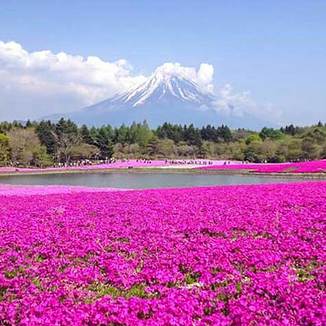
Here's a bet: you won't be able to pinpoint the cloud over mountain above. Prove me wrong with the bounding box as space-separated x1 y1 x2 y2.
0 40 277 125
0 41 146 120
214 84 281 123
152 62 214 93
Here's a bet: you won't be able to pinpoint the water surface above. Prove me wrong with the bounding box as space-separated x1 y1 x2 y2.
0 172 306 189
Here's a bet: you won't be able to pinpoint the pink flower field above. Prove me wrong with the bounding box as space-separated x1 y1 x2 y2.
198 160 326 174
0 182 325 325
0 185 128 196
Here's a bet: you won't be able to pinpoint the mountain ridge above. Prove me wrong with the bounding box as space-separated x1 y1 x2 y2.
46 68 270 129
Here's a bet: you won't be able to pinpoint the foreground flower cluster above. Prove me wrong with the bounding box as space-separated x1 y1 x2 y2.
0 183 325 325
199 160 326 174
0 185 128 196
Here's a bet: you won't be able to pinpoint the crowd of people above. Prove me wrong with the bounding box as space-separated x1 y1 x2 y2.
9 158 258 170
166 159 212 165
52 159 241 168
51 158 157 168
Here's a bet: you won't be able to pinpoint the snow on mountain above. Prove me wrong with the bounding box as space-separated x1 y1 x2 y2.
47 67 269 129
84 66 215 112
111 66 214 107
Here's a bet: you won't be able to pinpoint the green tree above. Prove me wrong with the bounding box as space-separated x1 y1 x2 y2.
54 118 80 163
147 137 159 157
94 128 114 159
301 138 320 160
245 133 262 145
157 139 176 158
8 128 46 166
0 133 10 164
286 138 302 161
244 140 269 162
80 124 94 144
36 120 56 156
129 121 153 148
33 146 53 167
70 143 100 160
259 127 283 140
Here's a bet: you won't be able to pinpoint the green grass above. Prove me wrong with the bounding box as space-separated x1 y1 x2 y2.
88 282 150 299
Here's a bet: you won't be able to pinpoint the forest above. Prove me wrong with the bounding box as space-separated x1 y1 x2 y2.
0 118 325 167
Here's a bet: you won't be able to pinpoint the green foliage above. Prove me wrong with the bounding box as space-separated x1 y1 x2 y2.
146 137 159 157
245 133 262 145
0 286 7 301
88 282 149 299
185 272 201 285
0 119 325 165
8 128 46 166
293 261 317 283
36 120 56 155
33 146 53 167
301 137 320 160
80 124 94 144
157 139 175 158
0 133 10 164
70 143 99 160
259 127 283 140
128 121 153 148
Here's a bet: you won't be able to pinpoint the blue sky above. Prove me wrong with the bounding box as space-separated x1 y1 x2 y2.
0 0 325 124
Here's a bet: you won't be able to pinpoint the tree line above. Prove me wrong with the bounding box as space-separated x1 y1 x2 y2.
0 118 325 167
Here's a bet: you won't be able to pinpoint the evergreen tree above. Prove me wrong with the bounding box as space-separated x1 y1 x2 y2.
36 121 56 156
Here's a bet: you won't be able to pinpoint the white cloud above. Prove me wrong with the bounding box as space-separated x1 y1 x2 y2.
0 40 277 123
214 84 253 116
0 41 217 120
0 41 146 120
214 83 282 123
197 63 214 92
153 62 214 93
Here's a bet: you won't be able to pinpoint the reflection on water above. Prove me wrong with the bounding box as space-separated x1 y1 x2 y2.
0 172 304 189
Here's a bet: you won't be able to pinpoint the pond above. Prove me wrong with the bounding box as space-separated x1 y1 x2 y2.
0 172 306 189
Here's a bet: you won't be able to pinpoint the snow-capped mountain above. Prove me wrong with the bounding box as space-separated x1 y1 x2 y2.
48 67 268 128
109 67 214 108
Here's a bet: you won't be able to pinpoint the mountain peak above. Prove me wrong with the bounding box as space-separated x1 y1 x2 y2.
47 62 269 129
111 64 214 108
152 63 187 81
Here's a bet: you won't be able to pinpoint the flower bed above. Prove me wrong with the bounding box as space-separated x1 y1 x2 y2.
0 183 325 324
198 160 326 174
0 185 127 196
